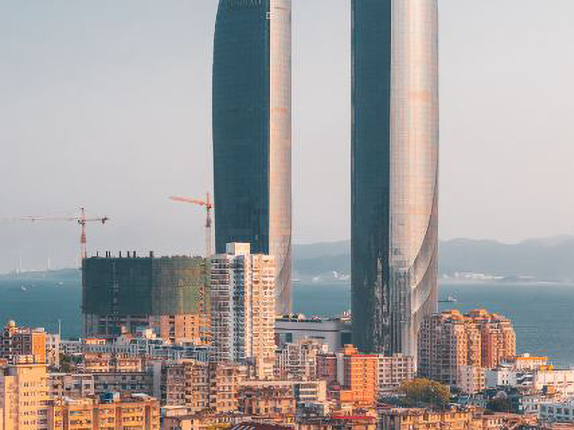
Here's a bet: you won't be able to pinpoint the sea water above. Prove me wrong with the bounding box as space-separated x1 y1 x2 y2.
1 277 573 366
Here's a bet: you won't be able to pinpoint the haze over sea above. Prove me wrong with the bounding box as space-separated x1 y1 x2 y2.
1 275 573 367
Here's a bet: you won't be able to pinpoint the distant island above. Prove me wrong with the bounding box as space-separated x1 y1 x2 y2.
292 235 574 284
2 235 573 284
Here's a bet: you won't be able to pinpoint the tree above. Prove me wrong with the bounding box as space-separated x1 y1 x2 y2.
399 379 451 408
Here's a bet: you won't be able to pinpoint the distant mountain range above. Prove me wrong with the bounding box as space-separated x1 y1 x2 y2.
2 236 573 283
294 235 574 282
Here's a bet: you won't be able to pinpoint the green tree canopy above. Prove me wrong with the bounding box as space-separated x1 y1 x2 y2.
400 379 451 408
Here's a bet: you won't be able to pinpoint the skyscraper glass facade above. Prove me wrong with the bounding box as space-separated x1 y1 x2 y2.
351 0 439 356
212 0 292 314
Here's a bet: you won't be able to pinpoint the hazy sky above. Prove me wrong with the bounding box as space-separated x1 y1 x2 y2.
1 1 573 272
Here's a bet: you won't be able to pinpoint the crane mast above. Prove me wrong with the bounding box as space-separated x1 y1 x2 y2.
170 193 214 258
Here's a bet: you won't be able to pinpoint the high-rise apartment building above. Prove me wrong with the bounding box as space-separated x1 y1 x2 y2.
212 0 292 314
418 309 516 385
339 345 378 408
210 243 276 378
351 0 439 356
0 363 50 430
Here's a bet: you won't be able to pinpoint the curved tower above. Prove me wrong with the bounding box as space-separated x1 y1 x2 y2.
351 0 439 356
212 0 292 314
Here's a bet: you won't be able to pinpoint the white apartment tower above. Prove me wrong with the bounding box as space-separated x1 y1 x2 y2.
210 243 276 378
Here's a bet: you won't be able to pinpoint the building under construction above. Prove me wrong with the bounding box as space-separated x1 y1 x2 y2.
82 253 210 344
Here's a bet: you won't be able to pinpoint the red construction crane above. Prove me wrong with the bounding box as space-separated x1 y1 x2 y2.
2 207 109 262
170 193 214 257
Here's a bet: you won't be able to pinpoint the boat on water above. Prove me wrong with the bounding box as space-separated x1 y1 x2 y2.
439 295 457 303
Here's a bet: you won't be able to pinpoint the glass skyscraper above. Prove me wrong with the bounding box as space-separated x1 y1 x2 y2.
212 0 292 314
351 0 439 356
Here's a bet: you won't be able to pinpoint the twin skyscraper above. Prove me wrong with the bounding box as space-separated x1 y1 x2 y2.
212 0 439 357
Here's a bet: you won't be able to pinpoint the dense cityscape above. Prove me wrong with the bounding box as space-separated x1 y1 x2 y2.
1 1 572 430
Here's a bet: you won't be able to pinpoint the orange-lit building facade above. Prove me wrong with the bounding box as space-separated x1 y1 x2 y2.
418 309 516 385
48 395 160 430
340 345 378 408
0 363 50 430
0 321 47 365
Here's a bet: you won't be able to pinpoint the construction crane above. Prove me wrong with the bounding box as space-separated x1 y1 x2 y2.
170 193 213 258
2 207 109 262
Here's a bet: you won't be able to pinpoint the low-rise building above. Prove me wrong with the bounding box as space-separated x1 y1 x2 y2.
0 321 47 364
60 339 82 356
48 394 160 430
83 353 143 373
378 407 525 430
486 367 574 396
93 371 153 396
163 412 251 430
539 398 574 424
48 373 95 398
298 415 377 430
45 333 61 367
237 381 297 420
504 354 549 371
275 315 351 353
275 338 328 381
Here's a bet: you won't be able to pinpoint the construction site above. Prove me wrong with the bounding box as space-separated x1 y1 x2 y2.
82 253 211 344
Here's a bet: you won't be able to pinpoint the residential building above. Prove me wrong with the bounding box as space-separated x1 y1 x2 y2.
82 254 210 343
48 373 95 398
275 338 328 381
539 398 574 424
0 363 49 430
418 309 516 385
316 353 338 385
47 394 160 430
351 0 439 357
83 353 142 373
0 321 47 364
298 415 377 430
457 365 486 395
163 412 251 430
275 315 352 352
212 0 292 314
377 354 415 393
485 366 574 396
81 335 211 362
92 372 152 396
208 362 249 413
237 381 296 420
60 339 82 356
152 360 209 412
210 243 276 378
294 380 327 404
504 354 549 371
339 345 378 408
378 407 525 430
45 334 60 368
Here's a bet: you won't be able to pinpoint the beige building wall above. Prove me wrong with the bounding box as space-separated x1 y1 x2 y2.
0 364 49 430
210 243 276 379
